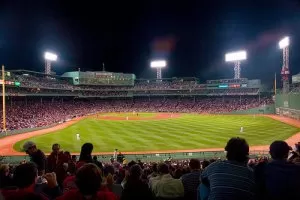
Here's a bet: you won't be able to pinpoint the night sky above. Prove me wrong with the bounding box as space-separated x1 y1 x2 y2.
1 0 300 85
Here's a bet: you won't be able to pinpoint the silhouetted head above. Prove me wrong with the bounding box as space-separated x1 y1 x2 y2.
225 137 249 162
79 143 93 161
76 163 102 196
270 141 290 160
189 159 201 170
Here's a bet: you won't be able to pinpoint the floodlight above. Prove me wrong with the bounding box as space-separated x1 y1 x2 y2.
44 52 57 61
225 51 247 62
279 37 289 49
150 60 167 68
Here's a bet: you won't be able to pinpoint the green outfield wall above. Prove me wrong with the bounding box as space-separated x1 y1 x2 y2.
229 104 275 114
275 93 300 119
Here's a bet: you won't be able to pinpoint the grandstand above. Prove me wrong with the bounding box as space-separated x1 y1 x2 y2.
0 69 300 200
0 70 274 132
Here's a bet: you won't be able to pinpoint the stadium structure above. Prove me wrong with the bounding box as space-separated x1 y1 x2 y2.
0 65 299 163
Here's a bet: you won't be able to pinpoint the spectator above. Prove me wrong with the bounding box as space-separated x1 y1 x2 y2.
181 159 201 200
288 142 300 165
0 164 12 188
201 137 255 200
65 152 76 175
1 162 60 200
117 152 125 163
47 144 68 186
57 163 117 200
93 156 103 170
76 143 94 169
201 160 210 170
71 155 77 163
255 141 300 200
23 141 47 176
149 163 184 199
147 163 159 179
121 164 153 200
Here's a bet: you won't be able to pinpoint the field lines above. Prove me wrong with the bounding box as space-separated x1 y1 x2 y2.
13 114 300 153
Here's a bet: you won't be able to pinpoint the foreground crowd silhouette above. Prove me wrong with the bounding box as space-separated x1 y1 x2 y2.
0 138 300 200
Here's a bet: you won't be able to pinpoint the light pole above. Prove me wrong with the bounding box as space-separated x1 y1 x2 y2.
225 50 247 79
44 52 57 75
150 60 167 80
278 37 290 94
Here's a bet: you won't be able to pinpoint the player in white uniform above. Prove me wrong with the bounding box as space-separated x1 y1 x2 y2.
76 133 80 140
126 116 129 120
240 127 244 133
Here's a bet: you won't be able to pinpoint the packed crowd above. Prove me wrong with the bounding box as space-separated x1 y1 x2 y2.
0 138 300 200
1 97 272 131
6 86 260 97
14 75 78 90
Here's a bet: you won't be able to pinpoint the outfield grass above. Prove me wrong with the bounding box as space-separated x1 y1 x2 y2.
13 114 300 153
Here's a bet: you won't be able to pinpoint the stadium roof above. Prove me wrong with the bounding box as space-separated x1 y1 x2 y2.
136 77 199 81
8 69 62 78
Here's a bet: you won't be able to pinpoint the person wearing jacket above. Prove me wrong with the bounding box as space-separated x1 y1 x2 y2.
23 141 47 176
47 144 68 186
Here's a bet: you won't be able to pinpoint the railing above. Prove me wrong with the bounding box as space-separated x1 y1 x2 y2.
0 150 270 164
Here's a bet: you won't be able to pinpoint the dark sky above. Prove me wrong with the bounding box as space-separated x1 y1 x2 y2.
1 0 300 85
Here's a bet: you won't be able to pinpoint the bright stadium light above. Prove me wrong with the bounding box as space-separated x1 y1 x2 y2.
225 50 247 79
150 60 167 68
279 36 289 49
150 60 167 80
225 50 247 62
44 52 58 74
279 36 290 94
44 52 58 61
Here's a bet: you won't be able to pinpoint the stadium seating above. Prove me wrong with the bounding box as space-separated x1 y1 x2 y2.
0 96 272 131
0 139 300 200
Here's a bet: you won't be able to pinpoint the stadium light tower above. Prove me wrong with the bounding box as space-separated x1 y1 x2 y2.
278 36 290 94
225 50 247 79
150 60 167 80
44 52 57 75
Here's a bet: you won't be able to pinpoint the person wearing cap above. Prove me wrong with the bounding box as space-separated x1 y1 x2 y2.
255 140 300 200
23 141 47 176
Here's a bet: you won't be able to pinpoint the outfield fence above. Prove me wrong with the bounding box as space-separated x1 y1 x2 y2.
275 93 300 119
276 107 300 120
0 150 270 164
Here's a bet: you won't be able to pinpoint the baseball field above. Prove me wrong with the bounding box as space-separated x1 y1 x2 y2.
11 113 300 154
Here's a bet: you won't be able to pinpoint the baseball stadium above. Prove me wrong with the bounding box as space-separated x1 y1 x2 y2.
1 67 300 163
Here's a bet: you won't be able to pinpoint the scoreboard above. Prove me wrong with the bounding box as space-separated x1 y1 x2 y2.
206 78 261 89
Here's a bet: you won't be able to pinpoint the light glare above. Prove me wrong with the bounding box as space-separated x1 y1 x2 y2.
44 52 58 61
225 51 247 62
279 37 289 49
150 60 167 68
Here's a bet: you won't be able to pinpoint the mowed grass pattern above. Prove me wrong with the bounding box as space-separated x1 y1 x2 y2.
14 114 300 153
